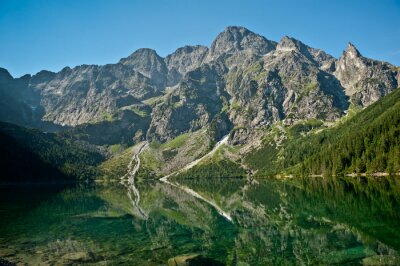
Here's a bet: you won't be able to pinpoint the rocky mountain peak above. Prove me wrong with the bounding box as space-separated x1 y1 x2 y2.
343 42 361 59
29 70 56 87
276 36 305 52
165 45 209 85
334 43 398 106
0 68 13 81
275 36 336 71
170 45 208 55
207 26 276 60
222 26 254 37
119 48 163 66
119 48 168 85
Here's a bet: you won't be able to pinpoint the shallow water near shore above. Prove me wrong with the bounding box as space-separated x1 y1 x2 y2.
1 175 400 265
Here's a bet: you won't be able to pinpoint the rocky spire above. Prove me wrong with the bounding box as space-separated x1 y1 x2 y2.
334 42 398 106
343 42 362 59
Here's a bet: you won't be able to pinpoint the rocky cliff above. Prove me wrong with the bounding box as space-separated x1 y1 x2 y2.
334 43 399 106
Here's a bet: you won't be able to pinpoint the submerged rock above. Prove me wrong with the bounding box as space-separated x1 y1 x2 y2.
0 258 16 266
167 254 224 266
362 255 400 266
0 249 15 258
61 251 93 263
321 246 375 264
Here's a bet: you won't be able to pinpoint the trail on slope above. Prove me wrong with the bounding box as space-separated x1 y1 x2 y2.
122 142 148 219
160 135 233 222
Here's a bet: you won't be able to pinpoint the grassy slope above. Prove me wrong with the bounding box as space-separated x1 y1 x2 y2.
98 146 135 181
137 130 213 179
173 144 246 180
96 130 213 181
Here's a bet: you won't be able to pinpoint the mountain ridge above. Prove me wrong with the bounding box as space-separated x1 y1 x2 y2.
4 26 397 80
0 26 398 146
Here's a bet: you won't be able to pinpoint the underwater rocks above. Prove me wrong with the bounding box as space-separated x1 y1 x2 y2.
167 254 224 266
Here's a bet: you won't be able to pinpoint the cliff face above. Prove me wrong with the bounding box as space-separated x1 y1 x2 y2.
147 62 228 142
0 26 398 146
165 45 209 86
334 43 399 106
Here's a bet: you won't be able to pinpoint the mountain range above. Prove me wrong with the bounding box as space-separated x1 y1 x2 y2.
0 26 399 181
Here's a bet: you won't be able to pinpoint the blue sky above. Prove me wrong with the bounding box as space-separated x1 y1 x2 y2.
1 0 399 77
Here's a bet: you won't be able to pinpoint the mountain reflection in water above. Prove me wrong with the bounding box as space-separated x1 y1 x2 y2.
0 175 399 265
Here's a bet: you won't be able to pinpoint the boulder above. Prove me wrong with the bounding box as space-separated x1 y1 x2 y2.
167 254 223 266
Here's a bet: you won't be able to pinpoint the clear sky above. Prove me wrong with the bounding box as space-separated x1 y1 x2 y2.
1 0 399 77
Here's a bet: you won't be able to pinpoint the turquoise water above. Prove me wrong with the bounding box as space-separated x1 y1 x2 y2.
0 176 400 265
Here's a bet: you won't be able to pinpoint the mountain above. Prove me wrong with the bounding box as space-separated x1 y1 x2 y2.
0 68 42 127
1 27 398 135
0 26 399 180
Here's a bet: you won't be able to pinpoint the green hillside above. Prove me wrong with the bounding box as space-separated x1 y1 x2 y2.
246 88 400 176
0 122 105 182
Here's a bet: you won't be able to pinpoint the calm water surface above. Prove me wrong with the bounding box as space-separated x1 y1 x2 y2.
0 176 400 265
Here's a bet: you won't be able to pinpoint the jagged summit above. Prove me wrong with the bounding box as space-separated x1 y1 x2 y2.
0 68 13 81
118 47 168 83
334 41 398 106
276 36 306 52
218 26 260 39
207 26 277 60
30 70 56 86
119 48 163 65
274 36 336 70
164 45 209 85
224 25 250 32
168 45 208 55
343 42 362 59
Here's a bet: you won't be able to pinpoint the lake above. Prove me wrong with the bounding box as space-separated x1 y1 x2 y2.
1 176 400 265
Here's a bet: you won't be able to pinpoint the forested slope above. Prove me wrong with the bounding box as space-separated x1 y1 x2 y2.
0 122 105 182
246 88 400 176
